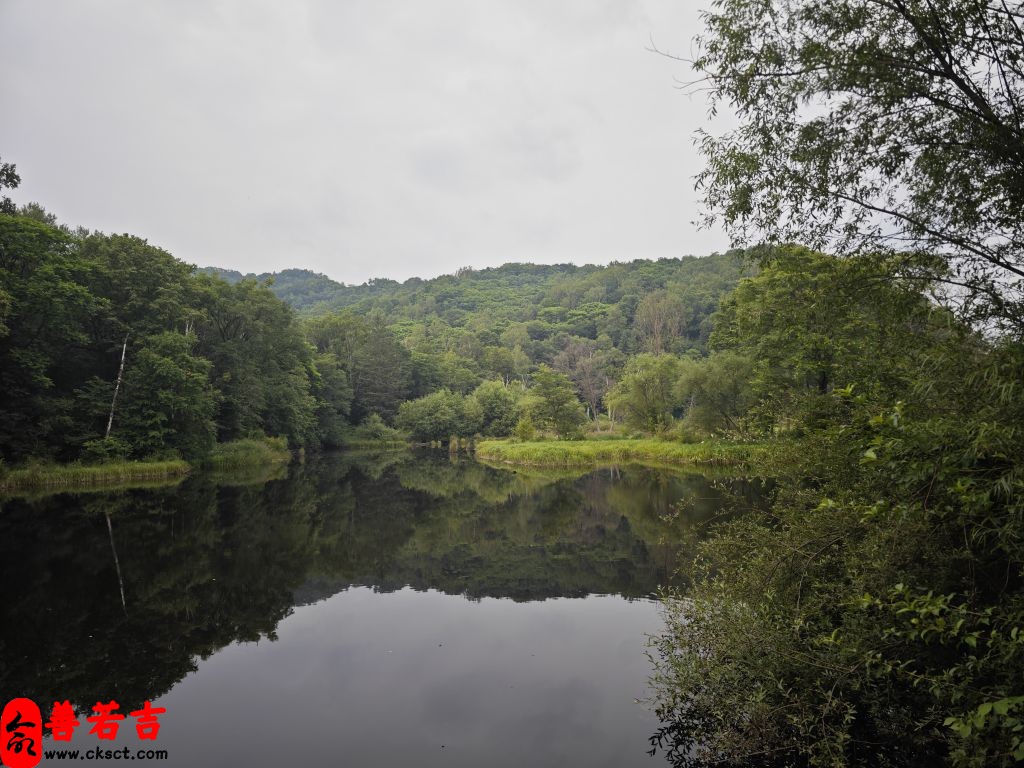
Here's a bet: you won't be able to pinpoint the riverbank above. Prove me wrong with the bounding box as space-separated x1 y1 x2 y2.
203 437 293 470
0 459 191 493
473 438 760 468
0 437 294 494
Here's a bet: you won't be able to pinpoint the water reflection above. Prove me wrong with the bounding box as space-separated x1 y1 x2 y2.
0 451 764 764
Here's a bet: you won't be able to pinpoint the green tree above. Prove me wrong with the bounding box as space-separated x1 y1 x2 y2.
606 354 684 432
635 290 687 354
396 389 481 442
118 331 216 460
305 312 412 423
0 215 98 460
195 277 317 446
687 0 1024 332
0 156 20 214
552 336 623 421
528 365 585 439
469 379 521 437
309 351 353 448
711 246 938 432
675 351 755 436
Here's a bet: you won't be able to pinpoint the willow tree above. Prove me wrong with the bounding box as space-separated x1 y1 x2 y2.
648 2 1024 766
686 0 1024 332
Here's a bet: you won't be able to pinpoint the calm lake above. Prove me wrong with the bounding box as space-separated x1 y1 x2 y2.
0 451 763 767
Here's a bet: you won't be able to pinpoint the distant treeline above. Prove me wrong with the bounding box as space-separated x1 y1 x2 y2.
0 200 752 464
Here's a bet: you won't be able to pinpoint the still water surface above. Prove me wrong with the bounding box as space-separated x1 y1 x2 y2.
0 451 760 767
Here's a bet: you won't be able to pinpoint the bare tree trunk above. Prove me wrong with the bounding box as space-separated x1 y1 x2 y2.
105 332 129 438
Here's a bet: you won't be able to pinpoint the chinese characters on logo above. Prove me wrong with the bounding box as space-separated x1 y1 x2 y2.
1 697 165 767
1 698 42 768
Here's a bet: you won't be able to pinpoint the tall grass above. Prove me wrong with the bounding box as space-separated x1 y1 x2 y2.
0 459 190 493
473 438 761 468
204 437 291 470
341 439 410 450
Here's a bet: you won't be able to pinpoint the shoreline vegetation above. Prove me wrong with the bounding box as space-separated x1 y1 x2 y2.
0 435 757 495
0 437 293 494
0 458 191 494
474 437 759 468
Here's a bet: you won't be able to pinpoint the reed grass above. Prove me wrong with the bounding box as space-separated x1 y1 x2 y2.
204 437 292 470
473 438 760 468
0 459 190 493
341 439 410 450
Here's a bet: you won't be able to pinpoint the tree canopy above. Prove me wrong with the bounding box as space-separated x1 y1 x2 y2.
690 0 1024 332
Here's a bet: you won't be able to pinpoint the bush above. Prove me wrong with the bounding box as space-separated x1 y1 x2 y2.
81 436 131 463
512 415 536 442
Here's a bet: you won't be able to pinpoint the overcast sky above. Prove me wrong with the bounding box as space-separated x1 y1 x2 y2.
1 0 728 285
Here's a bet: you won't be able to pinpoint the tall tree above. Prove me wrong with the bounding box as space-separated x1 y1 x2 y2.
687 0 1024 332
0 215 98 459
0 156 20 214
635 290 687 354
606 354 684 432
304 312 413 423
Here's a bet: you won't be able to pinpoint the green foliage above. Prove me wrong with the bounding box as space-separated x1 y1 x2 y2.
469 380 521 437
120 332 217 461
0 155 20 214
606 354 684 432
512 415 536 442
708 247 943 434
0 458 189 493
0 215 97 459
650 291 1024 765
304 311 412 423
193 276 318 446
308 350 352 448
351 413 407 444
675 352 755 436
0 211 332 464
80 436 131 463
204 437 291 470
476 438 758 468
396 389 482 442
528 365 586 439
213 255 750 415
690 0 1024 333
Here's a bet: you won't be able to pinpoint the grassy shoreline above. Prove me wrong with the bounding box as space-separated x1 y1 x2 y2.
474 438 761 468
0 459 192 493
0 438 294 494
203 437 292 470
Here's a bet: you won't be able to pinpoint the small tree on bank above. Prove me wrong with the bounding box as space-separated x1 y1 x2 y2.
528 365 585 439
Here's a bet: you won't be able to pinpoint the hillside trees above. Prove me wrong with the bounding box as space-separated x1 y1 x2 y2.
0 209 343 462
0 216 97 459
194 276 317 446
303 311 413 424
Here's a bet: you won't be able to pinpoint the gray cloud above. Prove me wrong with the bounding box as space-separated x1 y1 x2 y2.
0 0 729 284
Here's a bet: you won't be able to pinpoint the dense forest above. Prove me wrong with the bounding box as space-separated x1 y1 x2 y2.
0 174 752 464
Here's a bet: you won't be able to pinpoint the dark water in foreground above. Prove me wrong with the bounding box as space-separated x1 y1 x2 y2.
0 451 762 767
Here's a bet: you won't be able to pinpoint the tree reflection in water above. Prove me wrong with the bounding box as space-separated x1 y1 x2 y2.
0 450 765 719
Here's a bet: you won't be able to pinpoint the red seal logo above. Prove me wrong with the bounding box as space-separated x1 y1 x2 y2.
1 698 42 768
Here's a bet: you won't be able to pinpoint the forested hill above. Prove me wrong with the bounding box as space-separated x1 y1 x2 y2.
0 192 752 468
199 254 747 342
